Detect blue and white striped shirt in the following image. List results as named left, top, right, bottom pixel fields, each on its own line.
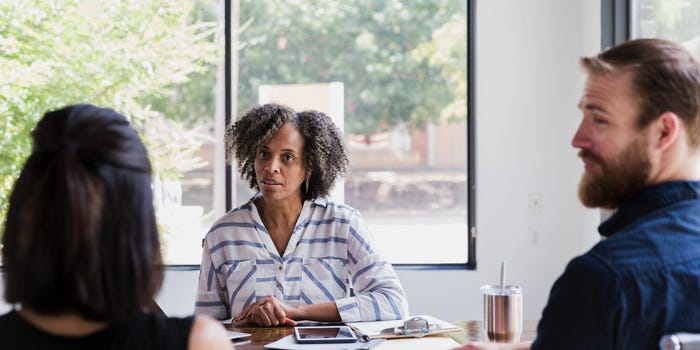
left=194, top=195, right=409, bottom=322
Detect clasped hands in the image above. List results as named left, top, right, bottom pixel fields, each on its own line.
left=233, top=295, right=298, bottom=327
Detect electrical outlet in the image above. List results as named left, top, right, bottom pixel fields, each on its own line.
left=529, top=225, right=541, bottom=245
left=529, top=193, right=543, bottom=216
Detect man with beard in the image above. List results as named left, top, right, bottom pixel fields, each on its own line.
left=458, top=38, right=700, bottom=350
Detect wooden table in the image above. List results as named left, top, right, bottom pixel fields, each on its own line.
left=226, top=324, right=294, bottom=349
left=447, top=320, right=538, bottom=344
left=226, top=320, right=538, bottom=349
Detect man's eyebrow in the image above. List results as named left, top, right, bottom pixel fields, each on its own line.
left=578, top=102, right=608, bottom=114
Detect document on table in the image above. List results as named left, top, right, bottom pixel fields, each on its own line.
left=264, top=335, right=385, bottom=350
left=373, top=336, right=460, bottom=350
left=226, top=330, right=251, bottom=340
left=345, top=315, right=461, bottom=339
left=264, top=335, right=459, bottom=350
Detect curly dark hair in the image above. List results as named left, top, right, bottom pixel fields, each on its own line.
left=226, top=103, right=349, bottom=201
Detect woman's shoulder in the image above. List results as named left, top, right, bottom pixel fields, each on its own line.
left=0, top=309, right=23, bottom=333
left=208, top=196, right=258, bottom=229
left=115, top=313, right=217, bottom=350
left=129, top=312, right=195, bottom=339
left=310, top=197, right=361, bottom=217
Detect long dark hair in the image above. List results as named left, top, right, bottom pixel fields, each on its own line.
left=2, top=104, right=163, bottom=322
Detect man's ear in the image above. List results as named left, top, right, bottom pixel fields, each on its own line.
left=654, top=111, right=681, bottom=151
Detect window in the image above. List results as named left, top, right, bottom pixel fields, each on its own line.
left=1, top=0, right=474, bottom=267
left=0, top=0, right=225, bottom=265
left=631, top=0, right=700, bottom=57
left=230, top=0, right=474, bottom=266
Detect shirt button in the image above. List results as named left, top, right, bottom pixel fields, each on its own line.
left=278, top=265, right=283, bottom=271
left=277, top=282, right=282, bottom=288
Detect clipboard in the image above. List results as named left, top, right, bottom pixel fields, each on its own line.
left=346, top=315, right=461, bottom=340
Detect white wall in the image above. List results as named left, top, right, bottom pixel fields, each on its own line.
left=0, top=0, right=605, bottom=323
left=439, top=0, right=601, bottom=321
left=155, top=0, right=604, bottom=322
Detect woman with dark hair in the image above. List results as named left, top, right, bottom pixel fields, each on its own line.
left=195, top=103, right=408, bottom=326
left=0, top=104, right=230, bottom=349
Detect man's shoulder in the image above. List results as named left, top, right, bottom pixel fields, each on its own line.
left=534, top=254, right=620, bottom=350
left=546, top=252, right=620, bottom=298
left=591, top=214, right=700, bottom=274
left=562, top=252, right=616, bottom=281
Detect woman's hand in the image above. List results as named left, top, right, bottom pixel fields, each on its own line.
left=234, top=295, right=298, bottom=327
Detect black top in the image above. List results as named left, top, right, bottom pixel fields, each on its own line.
left=0, top=310, right=194, bottom=350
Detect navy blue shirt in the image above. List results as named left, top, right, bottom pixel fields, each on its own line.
left=532, top=181, right=700, bottom=350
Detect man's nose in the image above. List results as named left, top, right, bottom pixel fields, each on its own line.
left=571, top=120, right=590, bottom=149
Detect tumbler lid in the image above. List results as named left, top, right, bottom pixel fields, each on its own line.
left=481, top=284, right=522, bottom=295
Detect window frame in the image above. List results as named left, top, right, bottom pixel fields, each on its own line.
left=601, top=0, right=630, bottom=49
left=599, top=0, right=630, bottom=225
left=223, top=0, right=477, bottom=269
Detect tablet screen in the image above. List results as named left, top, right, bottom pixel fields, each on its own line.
left=294, top=325, right=358, bottom=343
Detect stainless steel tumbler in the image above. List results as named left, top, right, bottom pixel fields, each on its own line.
left=481, top=285, right=523, bottom=343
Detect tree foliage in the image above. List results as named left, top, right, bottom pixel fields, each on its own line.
left=0, top=0, right=221, bottom=223
left=237, top=0, right=467, bottom=135
left=635, top=0, right=700, bottom=56
left=1, top=0, right=469, bottom=224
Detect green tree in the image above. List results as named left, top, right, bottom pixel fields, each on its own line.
left=236, top=0, right=467, bottom=135
left=412, top=13, right=467, bottom=124
left=0, top=0, right=221, bottom=224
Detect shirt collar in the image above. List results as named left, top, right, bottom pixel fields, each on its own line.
left=598, top=180, right=700, bottom=237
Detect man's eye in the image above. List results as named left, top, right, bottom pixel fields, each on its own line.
left=593, top=117, right=607, bottom=125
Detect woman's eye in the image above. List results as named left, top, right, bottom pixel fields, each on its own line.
left=283, top=154, right=294, bottom=161
left=258, top=150, right=269, bottom=159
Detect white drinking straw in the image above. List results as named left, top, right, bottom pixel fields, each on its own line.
left=500, top=260, right=507, bottom=290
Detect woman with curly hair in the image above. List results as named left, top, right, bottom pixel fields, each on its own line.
left=195, top=103, right=408, bottom=326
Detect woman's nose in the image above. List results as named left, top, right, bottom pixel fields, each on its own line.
left=265, top=158, right=280, bottom=173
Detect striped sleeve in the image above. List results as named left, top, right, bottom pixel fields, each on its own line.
left=194, top=236, right=229, bottom=320
left=335, top=211, right=409, bottom=322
